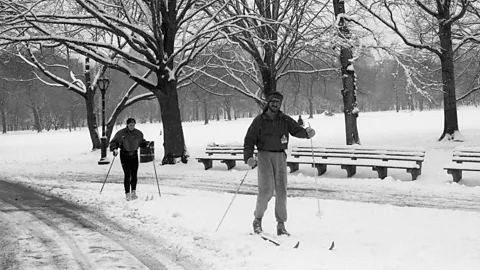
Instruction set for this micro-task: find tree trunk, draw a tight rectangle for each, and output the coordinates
[1,108,6,134]
[84,58,101,150]
[226,106,231,121]
[334,0,360,145]
[203,98,209,125]
[308,99,314,119]
[408,94,415,111]
[69,106,75,131]
[156,83,187,165]
[438,23,459,141]
[194,103,199,121]
[85,89,101,150]
[31,105,42,133]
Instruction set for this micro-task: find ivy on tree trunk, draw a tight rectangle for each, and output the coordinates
[334,0,360,145]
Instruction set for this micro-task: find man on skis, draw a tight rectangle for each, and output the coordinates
[243,91,316,236]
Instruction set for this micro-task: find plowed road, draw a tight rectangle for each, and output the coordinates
[0,180,201,270]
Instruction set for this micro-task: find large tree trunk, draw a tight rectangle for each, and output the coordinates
[84,58,101,150]
[438,23,459,141]
[156,82,187,165]
[85,89,101,150]
[334,0,360,145]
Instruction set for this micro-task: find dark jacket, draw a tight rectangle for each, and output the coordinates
[109,128,147,155]
[244,110,309,162]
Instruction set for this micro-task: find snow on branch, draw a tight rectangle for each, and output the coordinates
[355,0,442,56]
[383,48,439,103]
[18,47,86,95]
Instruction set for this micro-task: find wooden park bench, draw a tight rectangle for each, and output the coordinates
[196,144,256,170]
[444,146,480,182]
[287,145,426,180]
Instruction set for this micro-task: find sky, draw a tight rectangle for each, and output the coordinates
[2,106,480,269]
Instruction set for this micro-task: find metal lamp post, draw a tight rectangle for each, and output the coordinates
[98,76,110,165]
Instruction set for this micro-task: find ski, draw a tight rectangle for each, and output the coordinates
[250,233,334,250]
[250,232,300,249]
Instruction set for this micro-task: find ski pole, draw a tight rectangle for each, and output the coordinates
[215,168,251,232]
[100,155,116,194]
[308,123,322,218]
[150,145,161,197]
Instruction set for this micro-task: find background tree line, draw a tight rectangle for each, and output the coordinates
[2,46,479,134]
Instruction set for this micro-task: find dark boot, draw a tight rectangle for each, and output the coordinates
[277,222,290,236]
[252,218,263,234]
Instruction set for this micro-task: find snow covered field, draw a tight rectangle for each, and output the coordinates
[2,106,480,269]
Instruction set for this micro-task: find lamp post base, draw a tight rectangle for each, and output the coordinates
[98,136,110,165]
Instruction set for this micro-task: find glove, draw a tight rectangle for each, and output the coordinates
[246,157,257,168]
[306,127,316,139]
[113,149,119,156]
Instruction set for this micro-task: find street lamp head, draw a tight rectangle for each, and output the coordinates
[97,76,110,92]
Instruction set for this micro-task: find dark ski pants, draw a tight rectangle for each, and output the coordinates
[120,152,139,194]
[254,151,288,223]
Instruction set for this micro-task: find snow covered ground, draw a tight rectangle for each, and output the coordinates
[2,106,480,269]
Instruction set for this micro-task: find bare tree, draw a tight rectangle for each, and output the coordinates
[356,0,478,141]
[0,0,229,163]
[20,48,157,149]
[199,0,337,109]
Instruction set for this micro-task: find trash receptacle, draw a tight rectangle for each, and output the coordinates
[140,141,154,163]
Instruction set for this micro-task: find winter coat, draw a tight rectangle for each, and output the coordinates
[244,110,309,162]
[109,128,147,155]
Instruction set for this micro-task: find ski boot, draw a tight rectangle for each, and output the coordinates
[131,190,138,200]
[277,222,290,236]
[253,218,263,234]
[126,193,132,201]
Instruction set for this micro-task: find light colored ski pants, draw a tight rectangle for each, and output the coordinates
[254,150,288,223]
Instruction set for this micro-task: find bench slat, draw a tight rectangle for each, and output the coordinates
[452,157,480,163]
[454,146,480,152]
[453,152,480,158]
[197,155,245,161]
[292,148,424,157]
[294,145,425,151]
[444,163,480,171]
[287,157,420,169]
[290,152,424,162]
[206,147,243,150]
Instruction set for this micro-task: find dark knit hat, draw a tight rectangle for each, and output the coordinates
[267,91,284,103]
[126,118,136,125]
